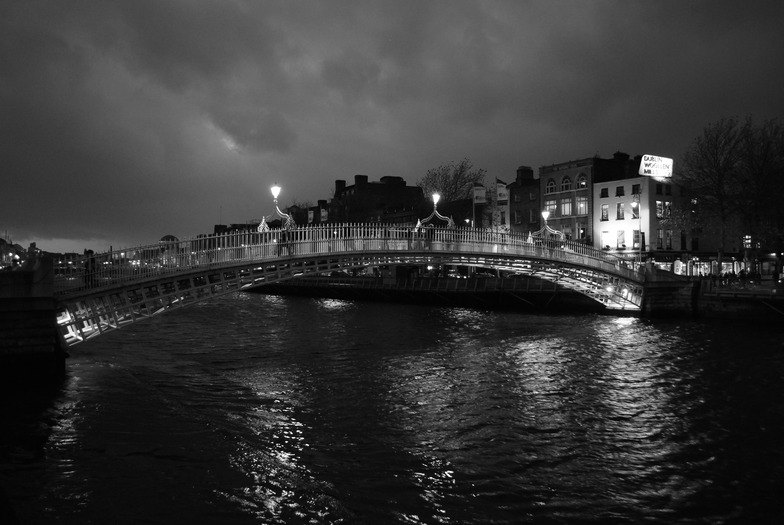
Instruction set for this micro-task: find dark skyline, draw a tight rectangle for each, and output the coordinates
[3,0,784,253]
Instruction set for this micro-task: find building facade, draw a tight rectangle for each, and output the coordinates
[330,175,425,224]
[507,166,541,235]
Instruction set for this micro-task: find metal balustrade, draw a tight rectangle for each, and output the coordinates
[53,224,647,346]
[54,223,642,297]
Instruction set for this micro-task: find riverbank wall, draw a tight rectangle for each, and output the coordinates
[256,274,784,321]
[0,258,66,386]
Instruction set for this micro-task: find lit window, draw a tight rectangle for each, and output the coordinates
[616,202,625,220]
[545,199,556,215]
[576,195,588,215]
[601,204,609,221]
[617,230,626,249]
[561,199,572,216]
[576,174,588,188]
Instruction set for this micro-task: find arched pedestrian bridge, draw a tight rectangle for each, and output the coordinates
[54,224,646,347]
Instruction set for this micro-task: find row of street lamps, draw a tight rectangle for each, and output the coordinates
[259,185,644,265]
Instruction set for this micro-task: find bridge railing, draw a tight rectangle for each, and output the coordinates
[53,224,639,296]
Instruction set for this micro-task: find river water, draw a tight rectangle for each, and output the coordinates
[2,293,783,524]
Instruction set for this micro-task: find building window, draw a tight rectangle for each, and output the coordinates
[656,183,663,195]
[561,199,572,216]
[576,174,588,188]
[631,203,640,219]
[601,230,611,249]
[617,230,626,249]
[545,199,556,215]
[680,230,687,250]
[529,209,538,223]
[615,186,625,197]
[616,202,625,220]
[657,229,664,249]
[600,188,609,198]
[577,223,586,240]
[601,204,609,221]
[513,193,521,202]
[561,177,572,191]
[546,179,556,194]
[633,229,640,249]
[576,195,588,215]
[665,229,673,249]
[665,185,672,196]
[632,184,640,195]
[656,201,672,219]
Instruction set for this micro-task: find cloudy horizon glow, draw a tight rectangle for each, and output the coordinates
[3,0,784,253]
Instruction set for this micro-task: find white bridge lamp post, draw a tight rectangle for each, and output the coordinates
[258,183,295,232]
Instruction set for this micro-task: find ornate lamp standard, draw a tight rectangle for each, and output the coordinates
[416,192,456,229]
[258,183,295,232]
[532,209,564,244]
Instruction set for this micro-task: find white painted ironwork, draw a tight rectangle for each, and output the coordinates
[53,223,646,347]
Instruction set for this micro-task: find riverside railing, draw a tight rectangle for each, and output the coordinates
[53,224,640,296]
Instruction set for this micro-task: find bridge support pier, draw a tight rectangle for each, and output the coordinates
[0,257,66,387]
[640,270,700,318]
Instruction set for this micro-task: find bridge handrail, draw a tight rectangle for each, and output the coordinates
[53,223,640,296]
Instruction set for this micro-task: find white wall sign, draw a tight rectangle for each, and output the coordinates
[639,154,673,178]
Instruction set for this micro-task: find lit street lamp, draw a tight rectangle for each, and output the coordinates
[416,191,455,229]
[258,183,295,232]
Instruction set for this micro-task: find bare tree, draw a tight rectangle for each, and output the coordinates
[678,117,748,266]
[418,158,486,204]
[739,119,784,256]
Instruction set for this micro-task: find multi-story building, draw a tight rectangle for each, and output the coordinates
[507,166,541,235]
[330,175,425,224]
[538,157,599,244]
[540,151,692,271]
[591,154,693,272]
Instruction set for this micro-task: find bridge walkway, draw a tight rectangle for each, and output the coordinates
[52,224,649,346]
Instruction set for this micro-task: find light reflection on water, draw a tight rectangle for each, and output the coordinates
[2,294,783,524]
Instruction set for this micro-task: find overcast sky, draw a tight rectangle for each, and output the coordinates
[3,0,784,253]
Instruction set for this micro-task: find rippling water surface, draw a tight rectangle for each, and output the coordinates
[2,294,783,524]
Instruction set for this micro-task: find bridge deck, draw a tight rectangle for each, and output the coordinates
[53,224,648,346]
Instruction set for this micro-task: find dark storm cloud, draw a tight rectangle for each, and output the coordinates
[2,0,784,252]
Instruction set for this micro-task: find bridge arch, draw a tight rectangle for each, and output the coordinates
[54,224,645,346]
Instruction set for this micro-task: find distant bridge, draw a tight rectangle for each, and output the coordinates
[54,224,647,347]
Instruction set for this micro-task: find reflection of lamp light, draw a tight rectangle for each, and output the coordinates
[432,193,440,207]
